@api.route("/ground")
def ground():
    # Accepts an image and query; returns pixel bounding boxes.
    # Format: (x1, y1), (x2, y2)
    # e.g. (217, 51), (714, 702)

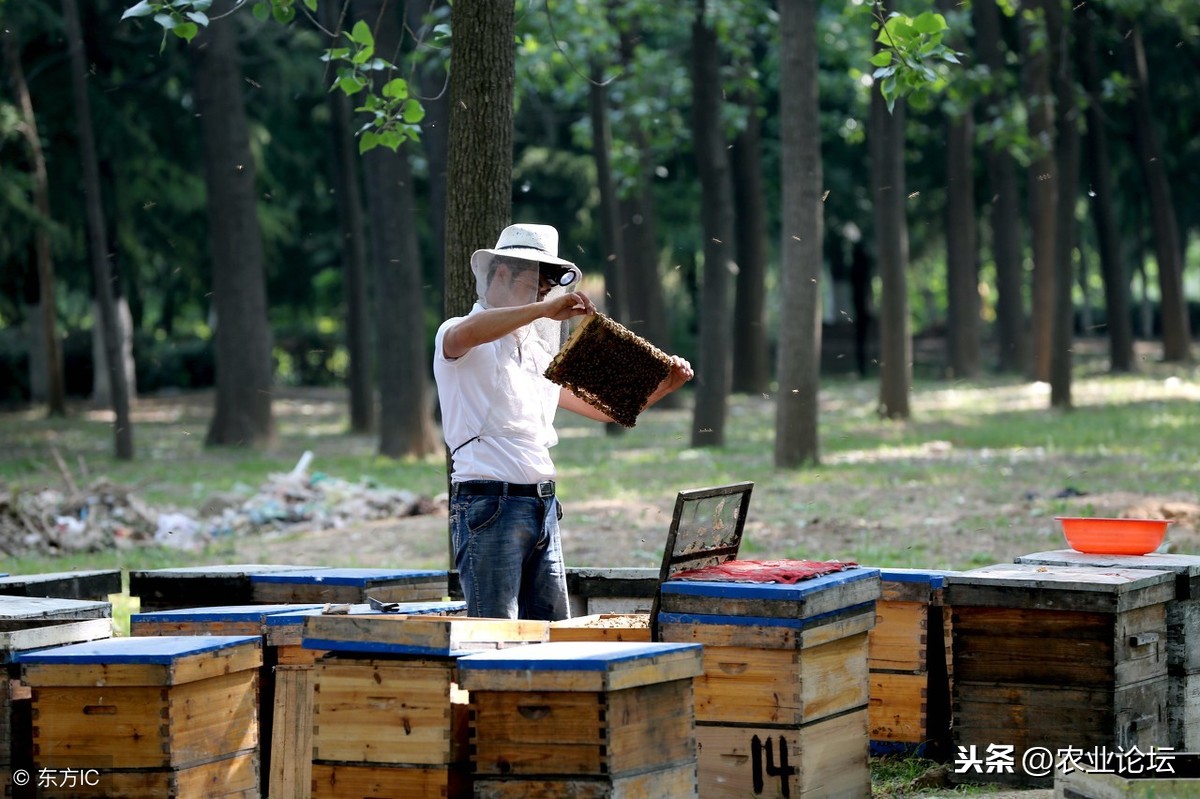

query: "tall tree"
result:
(731, 93), (770, 395)
(354, 0), (438, 457)
(323, 0), (373, 435)
(774, 0), (824, 467)
(1077, 7), (1133, 372)
(1125, 19), (1190, 362)
(1047, 0), (1079, 409)
(190, 0), (275, 447)
(871, 5), (911, 420)
(443, 0), (514, 319)
(689, 0), (735, 447)
(1021, 1), (1057, 383)
(974, 0), (1027, 373)
(63, 0), (134, 458)
(3, 20), (66, 417)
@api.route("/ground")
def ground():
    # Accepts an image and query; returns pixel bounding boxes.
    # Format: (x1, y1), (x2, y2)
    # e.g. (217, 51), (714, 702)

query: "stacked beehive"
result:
(0, 597), (112, 795)
(301, 614), (548, 798)
(866, 568), (955, 758)
(1016, 549), (1200, 752)
(457, 640), (703, 797)
(129, 565), (319, 611)
(657, 567), (881, 798)
(946, 564), (1174, 788)
(249, 567), (448, 604)
(17, 635), (262, 798)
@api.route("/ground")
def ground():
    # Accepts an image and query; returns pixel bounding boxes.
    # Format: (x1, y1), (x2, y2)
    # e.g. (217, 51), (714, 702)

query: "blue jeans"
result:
(450, 486), (569, 620)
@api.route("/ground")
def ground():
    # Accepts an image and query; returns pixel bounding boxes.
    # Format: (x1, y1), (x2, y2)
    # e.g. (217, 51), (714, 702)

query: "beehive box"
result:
(18, 635), (261, 796)
(947, 564), (1175, 787)
(565, 567), (659, 616)
(128, 564), (316, 610)
(0, 597), (113, 781)
(548, 614), (652, 643)
(1017, 549), (1200, 751)
(0, 570), (121, 602)
(261, 602), (466, 799)
(305, 615), (548, 799)
(457, 641), (702, 797)
(657, 567), (880, 798)
(249, 567), (448, 604)
(1053, 752), (1200, 798)
(867, 568), (955, 758)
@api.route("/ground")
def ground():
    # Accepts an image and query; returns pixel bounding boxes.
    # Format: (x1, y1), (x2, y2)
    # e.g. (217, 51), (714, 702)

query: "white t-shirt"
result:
(433, 304), (561, 484)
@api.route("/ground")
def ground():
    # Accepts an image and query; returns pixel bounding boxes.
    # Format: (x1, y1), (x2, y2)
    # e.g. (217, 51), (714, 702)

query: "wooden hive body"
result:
(18, 636), (261, 796)
(457, 641), (703, 798)
(543, 313), (672, 427)
(946, 564), (1175, 788)
(305, 615), (548, 799)
(250, 567), (448, 604)
(657, 567), (879, 799)
(866, 568), (955, 758)
(128, 564), (315, 611)
(1017, 549), (1200, 752)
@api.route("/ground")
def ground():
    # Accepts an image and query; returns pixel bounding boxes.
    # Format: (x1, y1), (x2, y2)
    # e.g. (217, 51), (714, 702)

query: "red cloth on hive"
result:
(669, 559), (858, 584)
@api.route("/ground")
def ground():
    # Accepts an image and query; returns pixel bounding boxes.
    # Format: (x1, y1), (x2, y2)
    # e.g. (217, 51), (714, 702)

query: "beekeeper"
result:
(433, 223), (692, 620)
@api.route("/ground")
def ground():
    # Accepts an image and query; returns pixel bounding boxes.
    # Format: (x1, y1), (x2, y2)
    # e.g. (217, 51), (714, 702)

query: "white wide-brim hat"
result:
(470, 223), (580, 281)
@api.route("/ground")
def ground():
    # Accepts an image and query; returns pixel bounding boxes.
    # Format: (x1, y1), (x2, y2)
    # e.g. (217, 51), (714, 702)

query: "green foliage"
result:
(870, 6), (961, 113)
(119, 0), (419, 151)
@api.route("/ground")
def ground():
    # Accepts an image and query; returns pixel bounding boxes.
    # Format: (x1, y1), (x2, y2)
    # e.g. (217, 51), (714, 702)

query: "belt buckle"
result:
(537, 480), (555, 498)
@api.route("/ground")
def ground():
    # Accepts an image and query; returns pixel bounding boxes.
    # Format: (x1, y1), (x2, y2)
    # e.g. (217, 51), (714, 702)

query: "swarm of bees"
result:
(544, 313), (673, 427)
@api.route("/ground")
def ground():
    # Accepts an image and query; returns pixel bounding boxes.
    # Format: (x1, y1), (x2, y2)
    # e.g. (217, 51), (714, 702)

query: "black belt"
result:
(453, 480), (555, 499)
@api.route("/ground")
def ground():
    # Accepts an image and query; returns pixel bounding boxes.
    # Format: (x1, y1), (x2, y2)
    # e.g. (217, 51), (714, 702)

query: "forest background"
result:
(0, 0), (1198, 549)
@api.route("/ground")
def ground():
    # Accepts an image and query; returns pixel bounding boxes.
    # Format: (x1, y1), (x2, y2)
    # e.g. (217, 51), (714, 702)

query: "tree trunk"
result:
(324, 0), (373, 434)
(689, 0), (734, 448)
(1048, 0), (1078, 409)
(1021, 1), (1057, 383)
(3, 24), (66, 417)
(974, 0), (1026, 374)
(1126, 22), (1190, 362)
(190, 0), (275, 447)
(407, 0), (450, 294)
(731, 93), (770, 396)
(443, 0), (514, 320)
(774, 0), (823, 467)
(871, 23), (911, 420)
(89, 298), (136, 407)
(354, 0), (438, 458)
(1077, 9), (1133, 373)
(941, 0), (980, 380)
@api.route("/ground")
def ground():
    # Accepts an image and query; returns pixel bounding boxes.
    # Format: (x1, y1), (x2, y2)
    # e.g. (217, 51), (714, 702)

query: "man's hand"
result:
(646, 355), (694, 406)
(542, 291), (595, 321)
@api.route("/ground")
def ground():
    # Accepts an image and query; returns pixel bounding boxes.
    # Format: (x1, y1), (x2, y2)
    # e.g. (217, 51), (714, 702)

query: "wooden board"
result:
(456, 641), (703, 694)
(264, 602), (467, 649)
(0, 619), (112, 664)
(19, 635), (262, 688)
(658, 568), (881, 620)
(129, 604), (325, 639)
(868, 671), (926, 744)
(686, 633), (869, 727)
(474, 760), (697, 799)
(548, 615), (651, 643)
(250, 568), (448, 605)
(33, 751), (260, 799)
(470, 677), (695, 778)
(945, 564), (1175, 613)
(868, 600), (928, 673)
(304, 615), (548, 657)
(0, 596), (111, 624)
(32, 669), (259, 770)
(270, 665), (315, 799)
(565, 568), (659, 620)
(695, 708), (870, 799)
(950, 604), (1166, 687)
(312, 658), (460, 767)
(310, 761), (468, 799)
(1167, 670), (1200, 752)
(658, 604), (876, 651)
(876, 568), (955, 604)
(0, 571), (121, 602)
(1016, 549), (1200, 600)
(129, 564), (316, 611)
